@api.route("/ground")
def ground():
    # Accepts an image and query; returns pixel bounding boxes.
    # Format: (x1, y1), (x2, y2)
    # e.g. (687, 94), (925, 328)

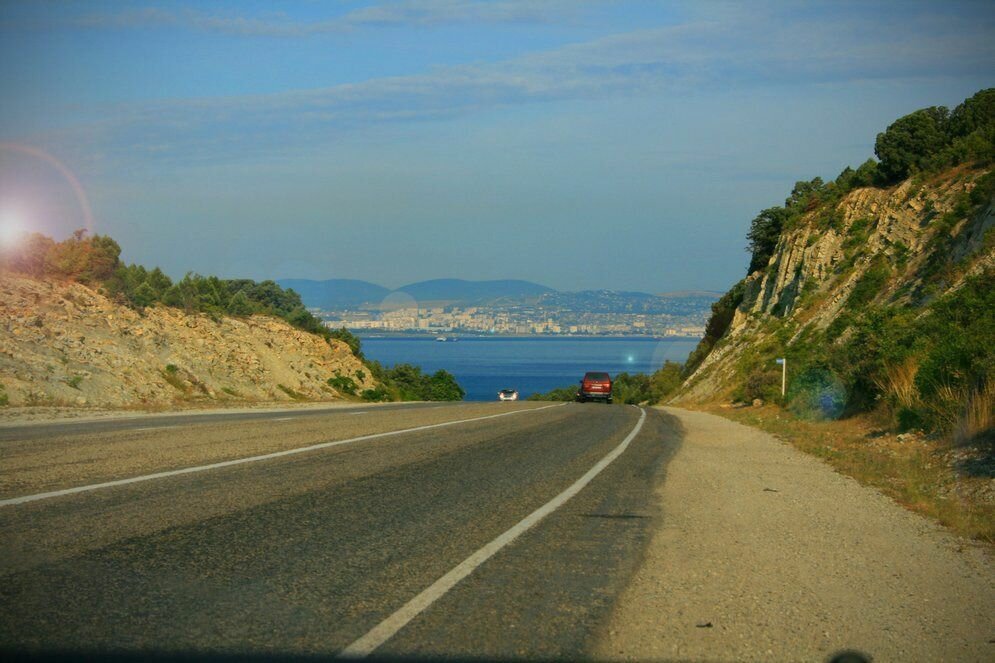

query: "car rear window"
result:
(584, 372), (610, 381)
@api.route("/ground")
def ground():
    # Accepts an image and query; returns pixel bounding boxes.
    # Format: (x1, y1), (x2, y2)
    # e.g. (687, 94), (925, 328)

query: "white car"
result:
(498, 389), (519, 401)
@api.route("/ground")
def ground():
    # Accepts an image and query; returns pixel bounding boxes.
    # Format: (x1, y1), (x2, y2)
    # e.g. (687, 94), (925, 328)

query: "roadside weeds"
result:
(706, 404), (994, 548)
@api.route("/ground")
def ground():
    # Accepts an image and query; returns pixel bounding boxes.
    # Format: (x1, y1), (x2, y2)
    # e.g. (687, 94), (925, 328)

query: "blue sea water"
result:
(359, 336), (698, 402)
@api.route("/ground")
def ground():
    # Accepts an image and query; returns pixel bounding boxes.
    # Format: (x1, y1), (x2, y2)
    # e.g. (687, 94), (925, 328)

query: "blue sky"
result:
(1, 1), (993, 292)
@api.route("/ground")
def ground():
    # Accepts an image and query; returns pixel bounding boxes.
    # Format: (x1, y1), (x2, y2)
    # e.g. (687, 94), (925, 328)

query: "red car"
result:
(578, 371), (613, 404)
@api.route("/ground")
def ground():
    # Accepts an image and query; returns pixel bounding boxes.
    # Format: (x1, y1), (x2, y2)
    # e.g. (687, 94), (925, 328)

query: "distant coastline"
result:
(356, 332), (703, 341)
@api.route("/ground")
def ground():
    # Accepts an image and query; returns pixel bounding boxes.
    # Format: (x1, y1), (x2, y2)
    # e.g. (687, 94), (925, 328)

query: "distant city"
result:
(279, 278), (718, 338)
(320, 304), (708, 337)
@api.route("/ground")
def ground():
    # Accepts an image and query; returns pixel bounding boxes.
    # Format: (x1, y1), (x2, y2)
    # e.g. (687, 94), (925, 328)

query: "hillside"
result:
(0, 273), (376, 408)
(276, 278), (391, 310)
(394, 278), (554, 305)
(676, 89), (995, 448)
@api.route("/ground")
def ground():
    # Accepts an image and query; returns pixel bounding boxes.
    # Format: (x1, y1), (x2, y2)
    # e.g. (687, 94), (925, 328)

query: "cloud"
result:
(68, 1), (604, 36)
(17, 3), (995, 167)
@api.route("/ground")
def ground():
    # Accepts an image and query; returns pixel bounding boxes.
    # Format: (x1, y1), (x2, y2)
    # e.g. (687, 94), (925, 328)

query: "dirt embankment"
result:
(598, 408), (993, 662)
(0, 273), (375, 408)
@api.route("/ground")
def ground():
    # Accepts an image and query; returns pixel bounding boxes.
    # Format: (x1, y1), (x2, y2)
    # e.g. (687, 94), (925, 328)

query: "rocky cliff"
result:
(679, 166), (994, 404)
(0, 273), (376, 408)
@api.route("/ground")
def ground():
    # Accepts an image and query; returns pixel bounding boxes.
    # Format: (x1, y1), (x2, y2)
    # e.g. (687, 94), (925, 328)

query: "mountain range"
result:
(277, 277), (719, 312)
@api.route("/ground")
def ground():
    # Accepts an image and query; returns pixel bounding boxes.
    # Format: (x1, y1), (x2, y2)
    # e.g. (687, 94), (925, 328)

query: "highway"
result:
(0, 401), (680, 659)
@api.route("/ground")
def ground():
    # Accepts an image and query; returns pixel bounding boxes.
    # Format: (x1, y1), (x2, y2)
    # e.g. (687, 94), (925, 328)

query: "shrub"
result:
(875, 107), (951, 182)
(327, 374), (358, 396)
(743, 370), (781, 403)
(787, 368), (847, 421)
(361, 386), (391, 402)
(846, 257), (891, 309)
(613, 372), (653, 404)
(381, 363), (463, 401)
(527, 385), (579, 401)
(683, 280), (746, 378)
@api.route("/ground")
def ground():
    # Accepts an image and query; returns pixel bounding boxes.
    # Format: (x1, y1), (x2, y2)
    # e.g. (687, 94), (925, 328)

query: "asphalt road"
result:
(0, 401), (681, 660)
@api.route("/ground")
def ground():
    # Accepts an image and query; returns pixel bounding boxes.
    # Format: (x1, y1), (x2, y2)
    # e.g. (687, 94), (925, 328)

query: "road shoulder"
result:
(595, 407), (994, 662)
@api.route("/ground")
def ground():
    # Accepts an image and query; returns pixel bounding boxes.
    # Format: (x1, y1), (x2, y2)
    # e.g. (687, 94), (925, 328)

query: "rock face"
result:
(680, 167), (994, 402)
(0, 274), (376, 407)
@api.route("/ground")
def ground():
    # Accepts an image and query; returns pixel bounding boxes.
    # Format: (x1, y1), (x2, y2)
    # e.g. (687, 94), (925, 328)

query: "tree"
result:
(428, 370), (464, 401)
(948, 88), (995, 137)
(874, 106), (950, 182)
(746, 207), (791, 273)
(650, 361), (683, 400)
(2, 232), (54, 276)
(227, 290), (254, 316)
(131, 282), (156, 308)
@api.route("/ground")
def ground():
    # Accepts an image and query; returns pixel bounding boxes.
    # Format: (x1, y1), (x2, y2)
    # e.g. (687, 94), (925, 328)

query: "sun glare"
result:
(0, 208), (27, 247)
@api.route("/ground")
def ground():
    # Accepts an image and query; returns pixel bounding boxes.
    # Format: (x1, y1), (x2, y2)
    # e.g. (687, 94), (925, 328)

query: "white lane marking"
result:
(134, 426), (171, 432)
(0, 403), (568, 508)
(337, 407), (647, 659)
(273, 417), (294, 422)
(349, 412), (368, 416)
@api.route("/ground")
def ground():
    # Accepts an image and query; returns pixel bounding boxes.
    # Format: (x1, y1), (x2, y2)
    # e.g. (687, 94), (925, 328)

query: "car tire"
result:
(606, 398), (613, 404)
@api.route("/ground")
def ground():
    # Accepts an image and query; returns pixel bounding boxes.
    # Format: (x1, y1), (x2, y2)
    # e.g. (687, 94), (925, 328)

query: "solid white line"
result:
(0, 403), (568, 508)
(349, 412), (368, 416)
(337, 407), (648, 659)
(273, 417), (294, 422)
(134, 426), (171, 432)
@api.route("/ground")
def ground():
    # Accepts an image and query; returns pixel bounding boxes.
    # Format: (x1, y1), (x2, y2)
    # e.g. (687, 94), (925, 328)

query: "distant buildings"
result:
(320, 304), (706, 337)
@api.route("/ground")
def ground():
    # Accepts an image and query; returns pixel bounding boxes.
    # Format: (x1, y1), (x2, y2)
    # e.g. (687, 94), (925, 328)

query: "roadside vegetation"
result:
(686, 88), (995, 444)
(0, 229), (361, 353)
(0, 231), (466, 403)
(359, 362), (464, 402)
(717, 406), (994, 545)
(679, 88), (994, 544)
(528, 361), (683, 404)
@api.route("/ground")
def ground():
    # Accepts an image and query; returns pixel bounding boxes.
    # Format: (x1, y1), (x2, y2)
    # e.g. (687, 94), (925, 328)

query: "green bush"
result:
(683, 280), (746, 378)
(327, 374), (358, 396)
(787, 368), (847, 421)
(527, 385), (578, 402)
(380, 363), (464, 401)
(361, 386), (391, 402)
(846, 257), (891, 309)
(743, 370), (781, 403)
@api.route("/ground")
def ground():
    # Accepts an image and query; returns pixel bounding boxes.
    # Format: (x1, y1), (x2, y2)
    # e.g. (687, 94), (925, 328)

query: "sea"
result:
(359, 336), (699, 402)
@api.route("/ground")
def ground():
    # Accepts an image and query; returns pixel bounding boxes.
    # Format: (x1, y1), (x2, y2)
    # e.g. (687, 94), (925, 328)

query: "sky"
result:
(0, 1), (993, 293)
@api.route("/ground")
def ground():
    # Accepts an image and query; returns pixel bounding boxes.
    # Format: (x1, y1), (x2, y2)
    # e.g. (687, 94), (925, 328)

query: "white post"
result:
(781, 357), (787, 397)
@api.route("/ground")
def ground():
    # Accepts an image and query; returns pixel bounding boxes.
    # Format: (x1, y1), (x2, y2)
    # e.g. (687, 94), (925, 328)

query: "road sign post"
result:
(776, 358), (786, 397)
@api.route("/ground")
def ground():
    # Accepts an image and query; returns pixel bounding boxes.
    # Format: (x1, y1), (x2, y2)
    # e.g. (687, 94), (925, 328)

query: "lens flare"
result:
(787, 368), (847, 420)
(0, 143), (94, 235)
(0, 208), (26, 247)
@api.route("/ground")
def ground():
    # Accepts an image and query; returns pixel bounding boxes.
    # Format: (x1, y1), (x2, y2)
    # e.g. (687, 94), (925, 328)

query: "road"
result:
(0, 401), (680, 659)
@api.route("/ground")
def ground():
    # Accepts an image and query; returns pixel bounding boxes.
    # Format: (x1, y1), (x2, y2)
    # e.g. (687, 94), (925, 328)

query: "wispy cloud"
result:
(67, 1), (604, 36)
(18, 4), (995, 167)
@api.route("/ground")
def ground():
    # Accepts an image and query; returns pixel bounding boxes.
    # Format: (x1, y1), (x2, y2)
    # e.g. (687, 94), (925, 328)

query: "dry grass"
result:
(708, 404), (995, 547)
(873, 356), (920, 411)
(956, 380), (995, 445)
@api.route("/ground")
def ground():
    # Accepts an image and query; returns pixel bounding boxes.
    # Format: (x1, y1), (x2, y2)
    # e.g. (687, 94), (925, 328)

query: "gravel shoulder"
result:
(596, 407), (994, 662)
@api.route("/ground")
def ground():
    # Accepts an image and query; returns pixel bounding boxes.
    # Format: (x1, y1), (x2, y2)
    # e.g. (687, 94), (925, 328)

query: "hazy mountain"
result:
(280, 277), (718, 314)
(537, 290), (719, 315)
(277, 279), (390, 309)
(396, 279), (554, 304)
